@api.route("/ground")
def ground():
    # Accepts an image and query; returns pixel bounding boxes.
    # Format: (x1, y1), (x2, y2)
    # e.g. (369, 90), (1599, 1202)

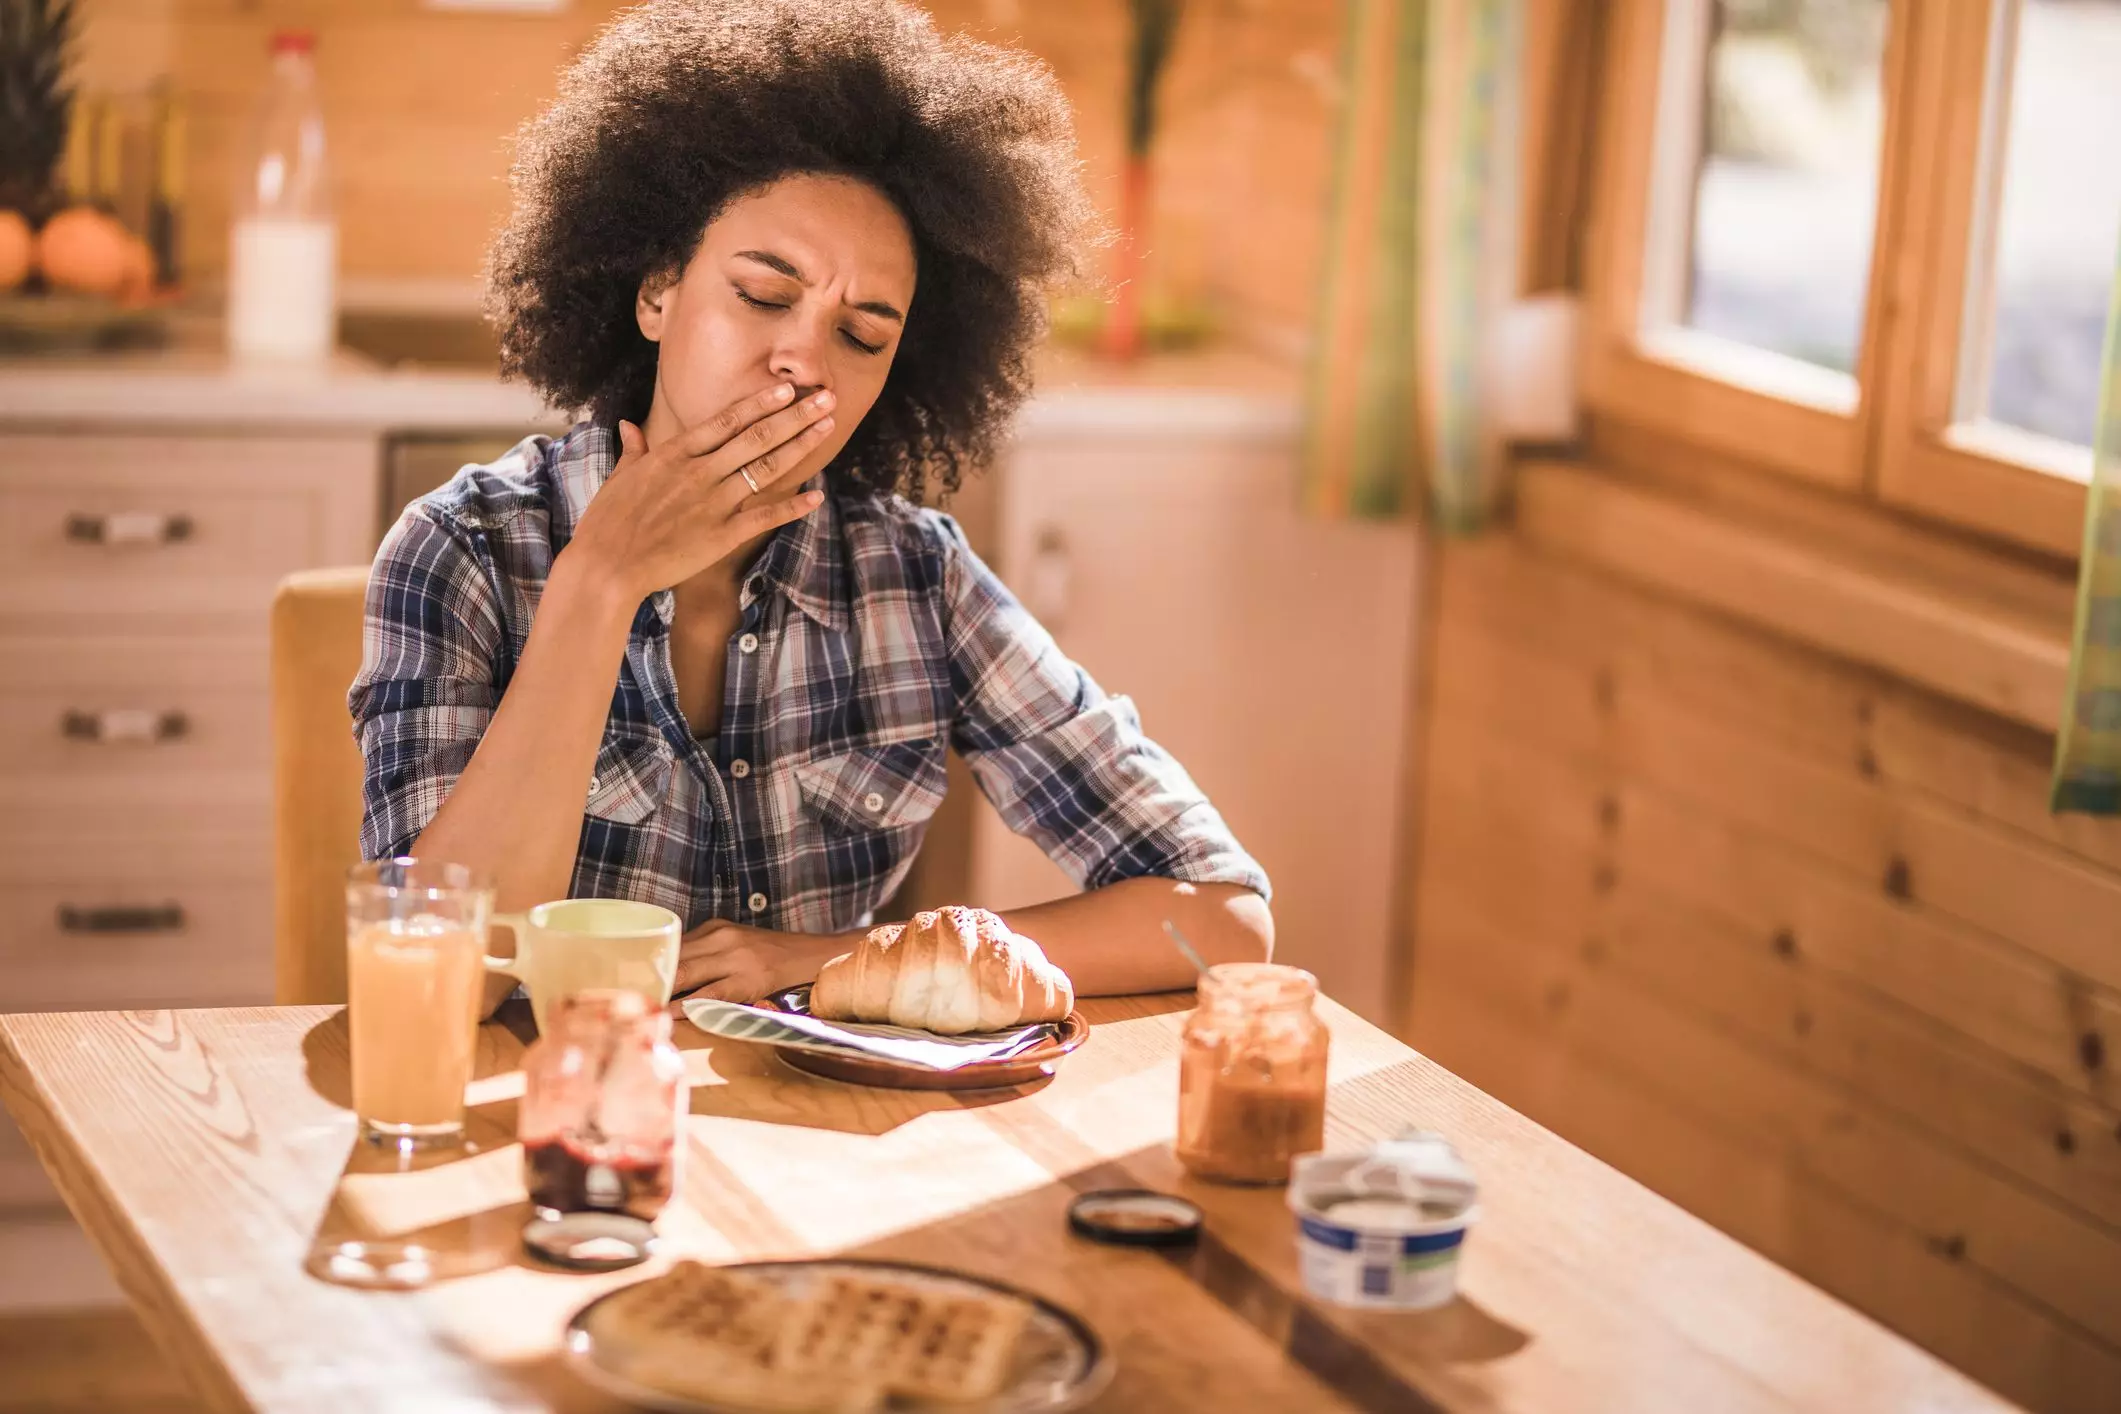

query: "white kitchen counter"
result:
(0, 341), (1301, 438)
(0, 348), (560, 434)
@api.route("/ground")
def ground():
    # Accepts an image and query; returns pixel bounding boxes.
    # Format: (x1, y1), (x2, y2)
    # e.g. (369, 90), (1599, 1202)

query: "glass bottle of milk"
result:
(227, 32), (335, 362)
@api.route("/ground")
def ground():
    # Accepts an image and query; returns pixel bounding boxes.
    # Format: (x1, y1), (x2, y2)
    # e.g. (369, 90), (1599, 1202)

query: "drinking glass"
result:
(344, 858), (491, 1147)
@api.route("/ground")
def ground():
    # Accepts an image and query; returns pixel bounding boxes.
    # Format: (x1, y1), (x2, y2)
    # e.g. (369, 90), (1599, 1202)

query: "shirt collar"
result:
(551, 421), (849, 633)
(750, 481), (849, 632)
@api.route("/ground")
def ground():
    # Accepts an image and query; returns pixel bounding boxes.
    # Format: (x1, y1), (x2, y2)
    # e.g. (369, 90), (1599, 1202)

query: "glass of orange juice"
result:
(345, 859), (491, 1147)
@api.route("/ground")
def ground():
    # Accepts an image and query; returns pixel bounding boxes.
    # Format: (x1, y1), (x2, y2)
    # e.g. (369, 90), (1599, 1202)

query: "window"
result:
(1648, 0), (1887, 382)
(1584, 0), (1890, 489)
(1958, 0), (2121, 452)
(1585, 0), (2121, 560)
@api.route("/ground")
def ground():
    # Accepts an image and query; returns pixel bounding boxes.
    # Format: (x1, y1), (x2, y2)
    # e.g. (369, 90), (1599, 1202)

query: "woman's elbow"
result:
(1222, 889), (1275, 965)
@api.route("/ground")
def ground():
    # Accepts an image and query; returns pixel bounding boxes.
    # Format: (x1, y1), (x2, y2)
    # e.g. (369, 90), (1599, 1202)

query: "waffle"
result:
(886, 1286), (1033, 1403)
(775, 1271), (1033, 1404)
(589, 1261), (1030, 1411)
(625, 1340), (886, 1414)
(590, 1259), (790, 1365)
(774, 1272), (928, 1379)
(590, 1261), (886, 1413)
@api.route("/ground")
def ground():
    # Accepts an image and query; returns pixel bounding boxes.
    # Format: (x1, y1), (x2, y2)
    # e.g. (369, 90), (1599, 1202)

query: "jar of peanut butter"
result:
(1175, 963), (1329, 1185)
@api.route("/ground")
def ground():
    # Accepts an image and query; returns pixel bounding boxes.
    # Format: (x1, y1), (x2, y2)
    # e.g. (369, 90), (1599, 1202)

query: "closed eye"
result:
(737, 284), (886, 355)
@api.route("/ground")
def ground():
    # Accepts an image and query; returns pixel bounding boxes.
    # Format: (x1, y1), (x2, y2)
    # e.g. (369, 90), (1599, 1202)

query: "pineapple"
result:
(0, 0), (78, 224)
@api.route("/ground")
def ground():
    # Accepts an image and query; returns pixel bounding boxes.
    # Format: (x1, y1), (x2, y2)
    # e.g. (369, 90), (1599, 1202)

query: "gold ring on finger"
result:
(740, 465), (763, 495)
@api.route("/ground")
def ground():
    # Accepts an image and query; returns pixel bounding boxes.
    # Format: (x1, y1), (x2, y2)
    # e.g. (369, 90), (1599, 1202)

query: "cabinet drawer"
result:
(0, 876), (272, 1013)
(0, 813), (272, 887)
(0, 633), (273, 796)
(0, 433), (378, 622)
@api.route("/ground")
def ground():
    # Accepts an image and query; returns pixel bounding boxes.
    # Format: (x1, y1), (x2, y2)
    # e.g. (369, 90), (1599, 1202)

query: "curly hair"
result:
(485, 0), (1095, 501)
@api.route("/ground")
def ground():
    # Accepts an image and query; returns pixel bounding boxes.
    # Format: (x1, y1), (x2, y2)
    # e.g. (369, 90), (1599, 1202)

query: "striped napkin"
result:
(680, 994), (1058, 1072)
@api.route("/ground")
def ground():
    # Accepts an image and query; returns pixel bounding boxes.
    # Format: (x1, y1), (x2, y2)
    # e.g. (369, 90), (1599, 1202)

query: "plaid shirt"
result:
(351, 422), (1269, 935)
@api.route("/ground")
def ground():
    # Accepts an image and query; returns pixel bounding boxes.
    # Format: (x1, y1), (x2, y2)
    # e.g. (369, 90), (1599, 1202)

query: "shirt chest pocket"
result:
(794, 738), (948, 834)
(585, 731), (674, 825)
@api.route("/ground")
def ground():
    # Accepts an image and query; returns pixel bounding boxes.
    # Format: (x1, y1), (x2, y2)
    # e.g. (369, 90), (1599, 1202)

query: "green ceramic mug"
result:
(486, 898), (683, 1034)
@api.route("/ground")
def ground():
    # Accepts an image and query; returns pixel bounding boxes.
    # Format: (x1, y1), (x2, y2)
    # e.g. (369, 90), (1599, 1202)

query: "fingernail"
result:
(811, 389), (835, 411)
(772, 383), (794, 402)
(815, 416), (835, 435)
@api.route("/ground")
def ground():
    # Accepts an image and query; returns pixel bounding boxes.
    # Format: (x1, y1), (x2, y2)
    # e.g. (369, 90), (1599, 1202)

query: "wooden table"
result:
(0, 994), (2016, 1413)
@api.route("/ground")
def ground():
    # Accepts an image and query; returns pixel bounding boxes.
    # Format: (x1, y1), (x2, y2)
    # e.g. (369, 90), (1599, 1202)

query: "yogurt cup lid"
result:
(1321, 1193), (1469, 1230)
(1289, 1129), (1478, 1219)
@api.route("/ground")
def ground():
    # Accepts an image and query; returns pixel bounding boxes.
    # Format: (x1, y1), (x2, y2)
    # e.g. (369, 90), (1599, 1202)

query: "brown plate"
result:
(755, 986), (1088, 1091)
(565, 1257), (1113, 1413)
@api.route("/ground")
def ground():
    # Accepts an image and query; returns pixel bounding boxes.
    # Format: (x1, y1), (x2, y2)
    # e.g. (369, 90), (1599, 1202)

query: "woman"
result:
(352, 0), (1272, 1014)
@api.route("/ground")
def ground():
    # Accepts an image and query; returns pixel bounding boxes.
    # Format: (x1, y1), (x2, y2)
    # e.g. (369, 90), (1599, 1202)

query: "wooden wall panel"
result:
(1429, 595), (2121, 1103)
(1413, 979), (2121, 1414)
(71, 0), (1346, 343)
(1408, 537), (2121, 1413)
(1422, 771), (2121, 1229)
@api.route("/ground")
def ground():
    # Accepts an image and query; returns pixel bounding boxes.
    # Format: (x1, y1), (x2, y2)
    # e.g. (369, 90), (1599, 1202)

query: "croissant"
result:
(810, 906), (1074, 1035)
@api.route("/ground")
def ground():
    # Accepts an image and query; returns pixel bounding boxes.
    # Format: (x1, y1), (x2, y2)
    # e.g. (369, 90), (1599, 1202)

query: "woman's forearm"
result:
(411, 550), (638, 923)
(1001, 878), (1272, 997)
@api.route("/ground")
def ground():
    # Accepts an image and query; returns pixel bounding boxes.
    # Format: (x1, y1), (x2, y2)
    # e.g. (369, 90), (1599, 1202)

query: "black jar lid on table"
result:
(1067, 1189), (1205, 1248)
(522, 1211), (660, 1271)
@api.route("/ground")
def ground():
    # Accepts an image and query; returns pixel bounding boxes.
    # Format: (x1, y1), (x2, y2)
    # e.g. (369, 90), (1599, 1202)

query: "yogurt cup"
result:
(1287, 1131), (1478, 1310)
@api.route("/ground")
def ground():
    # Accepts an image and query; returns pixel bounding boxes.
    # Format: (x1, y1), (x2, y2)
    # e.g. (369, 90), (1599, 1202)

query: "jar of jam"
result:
(1175, 963), (1329, 1185)
(519, 989), (688, 1221)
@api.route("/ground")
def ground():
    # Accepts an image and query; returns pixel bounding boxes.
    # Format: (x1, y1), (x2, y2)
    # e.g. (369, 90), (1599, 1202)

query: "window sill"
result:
(1511, 458), (2072, 733)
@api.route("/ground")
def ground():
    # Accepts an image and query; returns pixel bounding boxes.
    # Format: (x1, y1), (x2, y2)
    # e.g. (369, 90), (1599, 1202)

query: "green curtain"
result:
(1299, 0), (1520, 529)
(2053, 229), (2121, 814)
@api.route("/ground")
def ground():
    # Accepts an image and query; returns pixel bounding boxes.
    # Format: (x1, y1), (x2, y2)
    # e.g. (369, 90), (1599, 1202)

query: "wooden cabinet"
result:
(0, 427), (379, 1301)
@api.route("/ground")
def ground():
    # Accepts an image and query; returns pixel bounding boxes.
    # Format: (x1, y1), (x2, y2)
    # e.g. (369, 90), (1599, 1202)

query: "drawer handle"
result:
(57, 903), (187, 934)
(61, 709), (190, 743)
(65, 511), (195, 546)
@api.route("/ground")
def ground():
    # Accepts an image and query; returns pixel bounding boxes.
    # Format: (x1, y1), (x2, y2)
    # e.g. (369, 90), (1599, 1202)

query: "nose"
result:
(767, 313), (830, 398)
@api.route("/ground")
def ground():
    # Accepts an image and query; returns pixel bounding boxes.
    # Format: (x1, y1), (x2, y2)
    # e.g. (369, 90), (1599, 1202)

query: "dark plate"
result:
(566, 1257), (1113, 1413)
(754, 985), (1088, 1091)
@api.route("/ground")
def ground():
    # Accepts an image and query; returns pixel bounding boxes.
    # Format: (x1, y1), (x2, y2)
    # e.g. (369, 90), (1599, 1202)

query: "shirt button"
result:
(730, 758), (751, 779)
(739, 633), (759, 654)
(748, 892), (769, 914)
(863, 791), (885, 813)
(587, 775), (600, 795)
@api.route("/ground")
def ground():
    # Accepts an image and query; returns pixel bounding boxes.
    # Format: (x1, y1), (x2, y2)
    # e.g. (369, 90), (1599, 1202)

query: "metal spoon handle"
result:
(1162, 919), (1211, 977)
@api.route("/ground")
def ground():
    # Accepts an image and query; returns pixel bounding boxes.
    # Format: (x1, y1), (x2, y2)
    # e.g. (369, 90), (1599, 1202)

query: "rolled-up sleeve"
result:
(348, 508), (505, 861)
(937, 517), (1270, 901)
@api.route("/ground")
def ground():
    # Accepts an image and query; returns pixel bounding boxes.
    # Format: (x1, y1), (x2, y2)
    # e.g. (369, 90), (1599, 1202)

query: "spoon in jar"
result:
(1162, 919), (1210, 977)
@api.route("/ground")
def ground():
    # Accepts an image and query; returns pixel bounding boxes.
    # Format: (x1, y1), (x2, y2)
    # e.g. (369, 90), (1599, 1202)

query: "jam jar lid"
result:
(1067, 1189), (1204, 1247)
(522, 1211), (659, 1271)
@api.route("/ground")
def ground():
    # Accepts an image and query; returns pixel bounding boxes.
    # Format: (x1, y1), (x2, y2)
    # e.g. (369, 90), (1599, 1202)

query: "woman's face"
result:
(636, 173), (917, 488)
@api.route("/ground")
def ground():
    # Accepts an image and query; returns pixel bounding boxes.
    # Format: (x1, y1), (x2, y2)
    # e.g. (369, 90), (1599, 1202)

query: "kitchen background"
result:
(64, 0), (1340, 346)
(0, 0), (1421, 1349)
(10, 2), (2121, 1412)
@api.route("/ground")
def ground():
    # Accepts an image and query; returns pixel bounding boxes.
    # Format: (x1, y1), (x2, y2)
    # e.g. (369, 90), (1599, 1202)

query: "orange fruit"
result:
(36, 206), (136, 298)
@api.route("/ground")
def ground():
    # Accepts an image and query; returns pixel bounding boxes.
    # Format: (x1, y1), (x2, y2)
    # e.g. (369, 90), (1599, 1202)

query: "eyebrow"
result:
(734, 249), (905, 323)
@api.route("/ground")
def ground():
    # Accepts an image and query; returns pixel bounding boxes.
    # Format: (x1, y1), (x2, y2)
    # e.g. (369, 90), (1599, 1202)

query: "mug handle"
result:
(486, 911), (531, 988)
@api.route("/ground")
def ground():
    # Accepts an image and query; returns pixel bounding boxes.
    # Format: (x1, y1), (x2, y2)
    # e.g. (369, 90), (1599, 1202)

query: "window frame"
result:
(1870, 0), (2091, 559)
(1581, 0), (1893, 493)
(1579, 0), (2095, 562)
